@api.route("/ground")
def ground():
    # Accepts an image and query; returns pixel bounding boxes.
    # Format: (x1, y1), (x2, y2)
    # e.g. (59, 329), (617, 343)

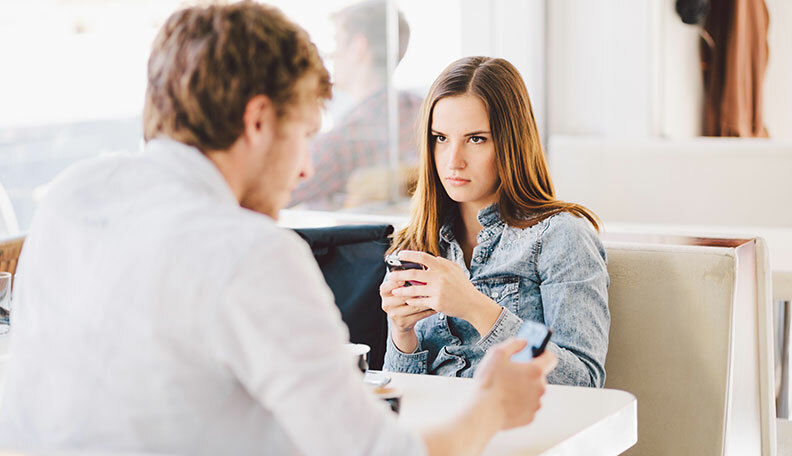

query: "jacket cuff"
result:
(383, 332), (429, 374)
(476, 307), (523, 351)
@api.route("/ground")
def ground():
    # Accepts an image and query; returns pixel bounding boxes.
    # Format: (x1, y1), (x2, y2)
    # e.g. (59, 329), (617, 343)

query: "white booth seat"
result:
(549, 135), (792, 426)
(604, 236), (776, 455)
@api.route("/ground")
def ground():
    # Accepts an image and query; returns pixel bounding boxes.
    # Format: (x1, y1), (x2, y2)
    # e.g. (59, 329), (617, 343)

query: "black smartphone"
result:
(511, 320), (552, 362)
(385, 253), (426, 287)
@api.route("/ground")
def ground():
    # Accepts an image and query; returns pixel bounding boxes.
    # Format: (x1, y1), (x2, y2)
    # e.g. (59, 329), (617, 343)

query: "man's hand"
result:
(421, 338), (558, 456)
(474, 338), (558, 429)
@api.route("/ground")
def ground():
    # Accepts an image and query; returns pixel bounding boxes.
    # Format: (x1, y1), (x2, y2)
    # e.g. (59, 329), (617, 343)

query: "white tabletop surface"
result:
(388, 371), (637, 456)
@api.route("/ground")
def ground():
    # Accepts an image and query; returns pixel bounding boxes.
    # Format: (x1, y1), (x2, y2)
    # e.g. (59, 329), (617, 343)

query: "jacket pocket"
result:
(472, 276), (521, 314)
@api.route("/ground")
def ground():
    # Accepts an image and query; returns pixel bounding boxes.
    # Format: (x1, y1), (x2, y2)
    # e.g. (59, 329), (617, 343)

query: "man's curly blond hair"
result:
(143, 2), (331, 152)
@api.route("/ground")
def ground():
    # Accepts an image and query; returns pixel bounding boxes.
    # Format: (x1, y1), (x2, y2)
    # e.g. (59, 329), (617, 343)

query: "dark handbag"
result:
(293, 225), (393, 370)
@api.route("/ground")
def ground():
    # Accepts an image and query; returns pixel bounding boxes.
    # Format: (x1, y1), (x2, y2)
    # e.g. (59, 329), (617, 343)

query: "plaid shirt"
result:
(289, 89), (422, 209)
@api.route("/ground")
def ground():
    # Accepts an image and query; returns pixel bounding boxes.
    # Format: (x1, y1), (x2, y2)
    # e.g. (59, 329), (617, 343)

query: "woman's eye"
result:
(470, 136), (486, 144)
(434, 135), (447, 143)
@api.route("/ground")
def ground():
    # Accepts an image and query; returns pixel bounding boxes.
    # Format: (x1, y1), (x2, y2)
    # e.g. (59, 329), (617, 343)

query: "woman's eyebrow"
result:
(430, 129), (491, 136)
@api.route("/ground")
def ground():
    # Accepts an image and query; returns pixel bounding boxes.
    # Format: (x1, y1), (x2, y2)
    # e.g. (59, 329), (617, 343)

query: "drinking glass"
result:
(0, 272), (12, 334)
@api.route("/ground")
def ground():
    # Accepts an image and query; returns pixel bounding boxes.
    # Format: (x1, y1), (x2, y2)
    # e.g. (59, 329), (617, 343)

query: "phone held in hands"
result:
(385, 253), (426, 287)
(511, 320), (552, 362)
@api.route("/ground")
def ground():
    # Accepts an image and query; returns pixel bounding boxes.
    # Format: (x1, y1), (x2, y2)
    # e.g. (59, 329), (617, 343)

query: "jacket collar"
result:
(439, 203), (505, 245)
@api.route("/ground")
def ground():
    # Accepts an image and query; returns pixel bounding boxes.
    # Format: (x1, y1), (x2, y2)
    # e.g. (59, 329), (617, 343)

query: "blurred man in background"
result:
(289, 0), (422, 209)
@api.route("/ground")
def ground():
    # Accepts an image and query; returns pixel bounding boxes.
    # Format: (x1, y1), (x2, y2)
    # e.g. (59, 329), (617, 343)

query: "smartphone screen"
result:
(511, 320), (552, 362)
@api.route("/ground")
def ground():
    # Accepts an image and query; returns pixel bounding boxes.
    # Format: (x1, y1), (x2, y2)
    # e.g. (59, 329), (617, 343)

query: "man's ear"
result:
(242, 95), (276, 147)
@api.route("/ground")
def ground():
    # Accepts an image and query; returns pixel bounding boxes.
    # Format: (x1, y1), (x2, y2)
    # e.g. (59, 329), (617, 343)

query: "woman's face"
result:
(432, 94), (499, 211)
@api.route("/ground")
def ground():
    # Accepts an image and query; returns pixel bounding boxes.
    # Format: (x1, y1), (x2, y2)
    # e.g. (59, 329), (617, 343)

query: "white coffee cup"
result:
(344, 343), (370, 372)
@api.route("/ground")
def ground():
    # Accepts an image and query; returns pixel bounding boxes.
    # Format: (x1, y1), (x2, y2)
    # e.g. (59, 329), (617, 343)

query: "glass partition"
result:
(0, 0), (466, 231)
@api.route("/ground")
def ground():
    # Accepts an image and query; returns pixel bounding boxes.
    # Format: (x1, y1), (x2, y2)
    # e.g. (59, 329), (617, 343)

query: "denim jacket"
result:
(382, 204), (610, 387)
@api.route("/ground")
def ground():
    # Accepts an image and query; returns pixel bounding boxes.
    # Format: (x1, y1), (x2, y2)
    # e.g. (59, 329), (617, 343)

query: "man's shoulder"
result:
(49, 152), (139, 187)
(223, 214), (318, 272)
(34, 152), (145, 212)
(196, 209), (308, 256)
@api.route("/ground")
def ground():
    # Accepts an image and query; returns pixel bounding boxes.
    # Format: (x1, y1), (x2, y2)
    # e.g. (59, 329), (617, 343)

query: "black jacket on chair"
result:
(293, 224), (393, 370)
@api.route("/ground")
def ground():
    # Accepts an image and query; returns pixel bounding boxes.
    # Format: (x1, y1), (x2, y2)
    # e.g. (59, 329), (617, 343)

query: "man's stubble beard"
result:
(240, 181), (281, 220)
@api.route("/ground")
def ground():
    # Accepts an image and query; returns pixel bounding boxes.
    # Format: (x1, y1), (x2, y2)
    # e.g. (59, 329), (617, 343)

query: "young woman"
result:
(380, 57), (609, 387)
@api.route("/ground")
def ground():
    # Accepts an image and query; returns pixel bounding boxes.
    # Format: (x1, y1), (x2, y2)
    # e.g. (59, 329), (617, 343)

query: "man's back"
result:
(0, 140), (415, 455)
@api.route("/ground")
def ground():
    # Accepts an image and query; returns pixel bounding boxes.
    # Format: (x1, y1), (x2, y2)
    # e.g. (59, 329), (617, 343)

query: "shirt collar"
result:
(439, 203), (504, 245)
(439, 212), (457, 245)
(143, 138), (239, 207)
(476, 203), (503, 228)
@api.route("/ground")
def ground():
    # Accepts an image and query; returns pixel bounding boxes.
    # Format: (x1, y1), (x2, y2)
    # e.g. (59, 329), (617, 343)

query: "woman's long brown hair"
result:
(389, 56), (599, 256)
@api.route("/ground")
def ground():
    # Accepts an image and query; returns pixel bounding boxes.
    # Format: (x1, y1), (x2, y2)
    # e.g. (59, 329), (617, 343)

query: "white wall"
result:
(658, 0), (703, 138)
(547, 0), (792, 140)
(460, 0), (547, 140)
(547, 0), (654, 137)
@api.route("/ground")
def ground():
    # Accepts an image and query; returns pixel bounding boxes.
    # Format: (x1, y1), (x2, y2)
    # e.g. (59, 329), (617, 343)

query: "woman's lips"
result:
(445, 177), (470, 187)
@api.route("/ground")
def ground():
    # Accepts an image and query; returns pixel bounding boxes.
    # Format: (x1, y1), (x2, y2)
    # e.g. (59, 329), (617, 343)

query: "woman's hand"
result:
(380, 278), (436, 353)
(388, 250), (503, 336)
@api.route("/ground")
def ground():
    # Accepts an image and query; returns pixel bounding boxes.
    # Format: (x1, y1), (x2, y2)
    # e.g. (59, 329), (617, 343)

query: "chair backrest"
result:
(0, 235), (24, 275)
(293, 225), (393, 370)
(549, 136), (792, 228)
(604, 237), (776, 455)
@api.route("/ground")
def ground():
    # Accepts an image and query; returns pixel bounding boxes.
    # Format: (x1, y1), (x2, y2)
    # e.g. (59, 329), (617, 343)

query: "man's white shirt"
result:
(0, 139), (425, 455)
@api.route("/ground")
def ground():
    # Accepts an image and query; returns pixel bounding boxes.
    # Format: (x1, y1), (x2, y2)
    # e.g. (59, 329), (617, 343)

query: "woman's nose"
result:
(448, 142), (465, 169)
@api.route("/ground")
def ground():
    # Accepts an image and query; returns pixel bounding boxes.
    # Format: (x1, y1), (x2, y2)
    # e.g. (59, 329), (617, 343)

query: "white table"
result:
(389, 372), (637, 456)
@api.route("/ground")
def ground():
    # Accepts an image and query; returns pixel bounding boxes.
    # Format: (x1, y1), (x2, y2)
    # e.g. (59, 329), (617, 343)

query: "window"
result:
(0, 0), (477, 232)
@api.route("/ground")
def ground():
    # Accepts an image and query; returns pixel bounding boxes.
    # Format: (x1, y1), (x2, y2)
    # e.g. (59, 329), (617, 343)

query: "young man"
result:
(288, 0), (423, 208)
(0, 3), (555, 455)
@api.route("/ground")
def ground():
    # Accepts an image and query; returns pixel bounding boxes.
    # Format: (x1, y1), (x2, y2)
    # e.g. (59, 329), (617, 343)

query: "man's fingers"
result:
(494, 338), (529, 358)
(530, 350), (558, 375)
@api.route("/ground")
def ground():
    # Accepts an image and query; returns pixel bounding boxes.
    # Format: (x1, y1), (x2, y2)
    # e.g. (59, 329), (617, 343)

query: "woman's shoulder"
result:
(503, 210), (595, 237)
(542, 211), (596, 233)
(532, 211), (603, 250)
(535, 211), (606, 261)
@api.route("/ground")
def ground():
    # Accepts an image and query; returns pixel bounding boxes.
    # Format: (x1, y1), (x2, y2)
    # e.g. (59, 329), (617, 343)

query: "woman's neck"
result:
(455, 203), (486, 266)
